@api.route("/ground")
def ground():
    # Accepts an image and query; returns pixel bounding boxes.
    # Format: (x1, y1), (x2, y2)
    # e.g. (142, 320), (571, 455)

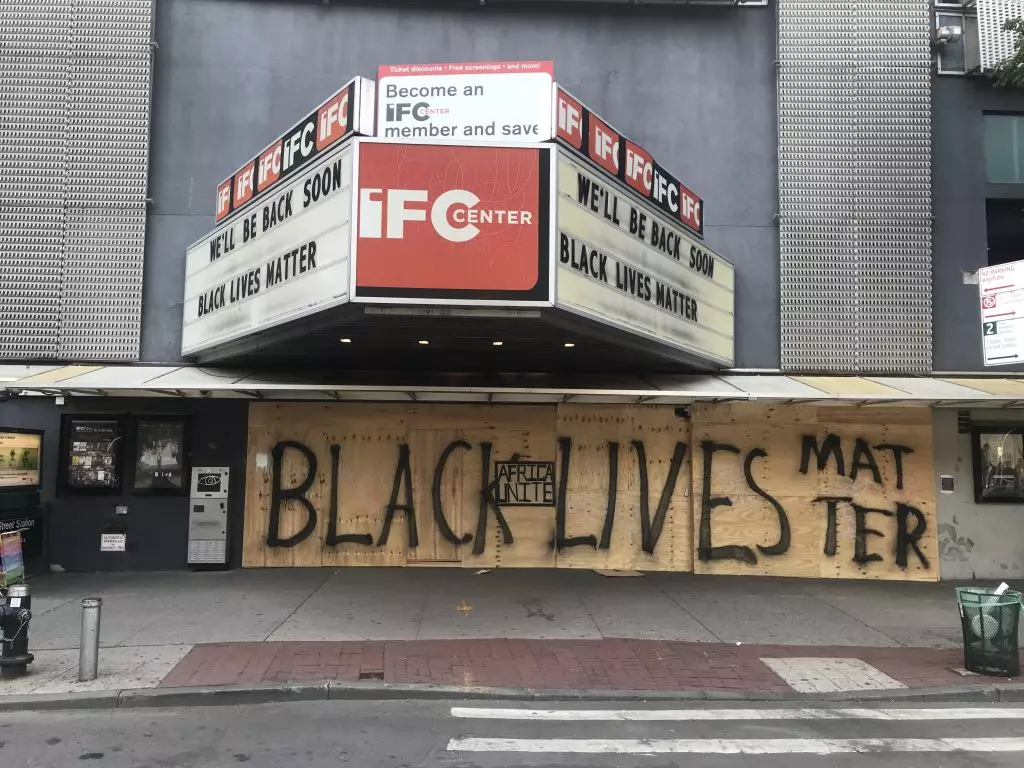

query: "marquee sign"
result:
(554, 85), (704, 238)
(215, 76), (375, 223)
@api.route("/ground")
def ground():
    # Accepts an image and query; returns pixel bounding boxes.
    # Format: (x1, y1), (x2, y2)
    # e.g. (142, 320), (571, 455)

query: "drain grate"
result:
(358, 671), (384, 681)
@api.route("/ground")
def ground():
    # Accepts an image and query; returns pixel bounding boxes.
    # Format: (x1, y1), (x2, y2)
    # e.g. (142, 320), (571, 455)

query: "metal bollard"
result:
(78, 597), (102, 682)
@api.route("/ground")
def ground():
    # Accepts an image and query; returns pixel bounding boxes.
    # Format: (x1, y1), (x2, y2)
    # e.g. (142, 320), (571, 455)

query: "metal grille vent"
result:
(0, 0), (153, 362)
(978, 0), (1024, 71)
(778, 0), (933, 374)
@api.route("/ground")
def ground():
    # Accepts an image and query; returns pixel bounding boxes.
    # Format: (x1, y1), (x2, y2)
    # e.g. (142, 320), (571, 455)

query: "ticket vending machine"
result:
(187, 467), (229, 567)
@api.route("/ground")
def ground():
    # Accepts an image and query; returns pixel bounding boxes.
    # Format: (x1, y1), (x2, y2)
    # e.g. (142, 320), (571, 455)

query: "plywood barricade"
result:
(691, 404), (937, 581)
(242, 402), (938, 580)
(243, 403), (693, 571)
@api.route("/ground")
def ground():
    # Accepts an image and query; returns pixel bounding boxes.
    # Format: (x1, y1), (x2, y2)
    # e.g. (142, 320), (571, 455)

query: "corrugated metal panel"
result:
(778, 0), (932, 374)
(0, 0), (153, 362)
(978, 0), (1024, 71)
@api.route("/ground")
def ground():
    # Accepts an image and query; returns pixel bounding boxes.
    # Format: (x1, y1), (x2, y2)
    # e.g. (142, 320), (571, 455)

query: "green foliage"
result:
(992, 18), (1024, 88)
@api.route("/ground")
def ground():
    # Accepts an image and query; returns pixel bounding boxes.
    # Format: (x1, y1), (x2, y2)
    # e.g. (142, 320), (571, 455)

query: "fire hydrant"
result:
(0, 583), (33, 678)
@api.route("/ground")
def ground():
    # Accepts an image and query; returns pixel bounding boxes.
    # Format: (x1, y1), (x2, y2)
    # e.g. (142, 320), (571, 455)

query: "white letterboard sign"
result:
(554, 150), (735, 367)
(182, 143), (354, 356)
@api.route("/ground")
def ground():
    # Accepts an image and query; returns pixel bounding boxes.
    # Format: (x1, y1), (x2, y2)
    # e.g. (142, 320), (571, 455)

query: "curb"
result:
(3, 681), (1024, 711)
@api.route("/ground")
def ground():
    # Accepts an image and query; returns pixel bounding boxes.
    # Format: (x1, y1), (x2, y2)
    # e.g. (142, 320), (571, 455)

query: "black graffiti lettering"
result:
(813, 496), (852, 557)
(598, 441), (619, 550)
(875, 444), (914, 490)
(267, 441), (318, 548)
(325, 443), (373, 547)
(698, 441), (756, 564)
(377, 444), (419, 548)
(553, 437), (597, 551)
(744, 448), (790, 557)
(633, 440), (688, 555)
(850, 438), (883, 485)
(896, 502), (930, 569)
(472, 442), (514, 556)
(852, 503), (893, 565)
(799, 433), (845, 477)
(431, 440), (473, 546)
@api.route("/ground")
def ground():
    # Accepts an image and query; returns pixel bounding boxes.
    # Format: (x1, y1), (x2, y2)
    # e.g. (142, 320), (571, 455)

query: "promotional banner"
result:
(377, 61), (554, 143)
(555, 150), (734, 366)
(0, 430), (41, 489)
(352, 140), (553, 304)
(183, 143), (354, 355)
(554, 85), (704, 238)
(215, 76), (375, 222)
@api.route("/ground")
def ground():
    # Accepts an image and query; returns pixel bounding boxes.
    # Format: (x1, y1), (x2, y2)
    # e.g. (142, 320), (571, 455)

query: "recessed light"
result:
(564, 342), (575, 348)
(339, 338), (352, 343)
(492, 341), (503, 347)
(418, 339), (429, 345)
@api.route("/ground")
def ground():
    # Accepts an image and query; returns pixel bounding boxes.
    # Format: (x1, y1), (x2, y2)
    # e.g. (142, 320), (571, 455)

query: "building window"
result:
(986, 200), (1024, 266)
(973, 427), (1024, 503)
(984, 114), (1024, 184)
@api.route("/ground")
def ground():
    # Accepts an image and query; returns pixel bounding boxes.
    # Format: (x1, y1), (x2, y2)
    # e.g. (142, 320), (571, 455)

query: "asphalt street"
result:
(4, 699), (1024, 767)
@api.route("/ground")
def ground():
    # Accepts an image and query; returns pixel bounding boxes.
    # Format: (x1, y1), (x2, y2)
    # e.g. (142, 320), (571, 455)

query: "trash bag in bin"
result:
(956, 587), (1022, 677)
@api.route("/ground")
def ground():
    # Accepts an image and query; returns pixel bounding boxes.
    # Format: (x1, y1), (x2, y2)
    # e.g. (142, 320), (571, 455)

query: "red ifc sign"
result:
(553, 85), (704, 238)
(214, 78), (365, 222)
(355, 142), (547, 297)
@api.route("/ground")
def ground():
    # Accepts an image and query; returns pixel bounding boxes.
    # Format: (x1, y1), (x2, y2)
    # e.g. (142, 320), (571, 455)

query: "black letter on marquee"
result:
(698, 441), (756, 564)
(852, 503), (893, 565)
(472, 442), (514, 556)
(325, 443), (373, 547)
(267, 441), (318, 548)
(895, 502), (930, 569)
(633, 440), (687, 555)
(799, 433), (845, 477)
(813, 496), (853, 557)
(431, 440), (473, 546)
(377, 444), (419, 548)
(744, 448), (790, 557)
(875, 444), (914, 490)
(553, 437), (597, 551)
(850, 438), (883, 485)
(598, 441), (620, 550)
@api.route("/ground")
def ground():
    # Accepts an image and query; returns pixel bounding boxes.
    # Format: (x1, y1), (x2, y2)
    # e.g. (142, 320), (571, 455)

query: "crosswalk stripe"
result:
(446, 737), (1024, 755)
(451, 706), (1024, 722)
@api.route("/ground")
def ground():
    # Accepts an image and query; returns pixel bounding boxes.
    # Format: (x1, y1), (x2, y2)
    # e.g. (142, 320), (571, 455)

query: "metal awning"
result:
(2, 364), (1024, 406)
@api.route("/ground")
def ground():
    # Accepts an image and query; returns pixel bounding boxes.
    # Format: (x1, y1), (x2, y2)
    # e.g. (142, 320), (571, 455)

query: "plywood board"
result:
(691, 404), (938, 581)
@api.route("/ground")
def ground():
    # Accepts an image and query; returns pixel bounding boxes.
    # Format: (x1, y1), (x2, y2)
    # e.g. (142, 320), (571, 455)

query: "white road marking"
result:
(451, 706), (1024, 721)
(446, 737), (1024, 754)
(761, 657), (906, 693)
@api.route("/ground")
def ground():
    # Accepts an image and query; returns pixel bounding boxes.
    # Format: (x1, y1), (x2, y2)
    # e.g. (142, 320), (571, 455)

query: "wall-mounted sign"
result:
(100, 533), (127, 553)
(183, 143), (354, 355)
(377, 61), (554, 143)
(555, 150), (734, 366)
(0, 429), (41, 489)
(64, 419), (122, 492)
(352, 140), (553, 304)
(979, 259), (1024, 366)
(554, 86), (704, 239)
(215, 76), (374, 223)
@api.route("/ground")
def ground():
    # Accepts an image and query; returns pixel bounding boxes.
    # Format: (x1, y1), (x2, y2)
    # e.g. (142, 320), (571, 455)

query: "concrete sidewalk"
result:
(3, 568), (1018, 700)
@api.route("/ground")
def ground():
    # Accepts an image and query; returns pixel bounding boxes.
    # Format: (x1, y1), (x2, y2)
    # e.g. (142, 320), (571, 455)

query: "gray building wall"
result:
(141, 0), (780, 369)
(932, 76), (1024, 373)
(934, 408), (1024, 580)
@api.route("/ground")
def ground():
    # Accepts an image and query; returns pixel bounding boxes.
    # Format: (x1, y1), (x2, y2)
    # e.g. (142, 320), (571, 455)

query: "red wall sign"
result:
(354, 141), (551, 303)
(554, 85), (704, 238)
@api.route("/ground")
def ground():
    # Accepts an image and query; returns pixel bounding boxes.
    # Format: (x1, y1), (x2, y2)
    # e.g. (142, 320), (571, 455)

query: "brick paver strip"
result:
(158, 639), (1020, 692)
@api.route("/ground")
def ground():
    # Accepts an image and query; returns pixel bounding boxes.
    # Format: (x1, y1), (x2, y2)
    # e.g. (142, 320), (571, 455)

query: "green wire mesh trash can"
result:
(956, 587), (1022, 677)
